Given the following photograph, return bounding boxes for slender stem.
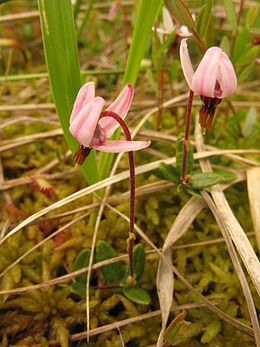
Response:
[99,111,135,278]
[77,0,95,41]
[181,90,194,182]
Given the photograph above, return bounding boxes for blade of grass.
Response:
[98,0,164,180]
[77,0,95,41]
[38,0,99,185]
[73,0,83,20]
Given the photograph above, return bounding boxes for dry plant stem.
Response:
[99,111,135,277]
[195,119,260,345]
[201,191,260,346]
[247,167,260,252]
[181,90,194,181]
[195,118,260,296]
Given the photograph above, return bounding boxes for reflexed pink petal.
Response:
[162,7,174,34]
[92,139,150,153]
[217,51,237,98]
[69,96,105,147]
[180,39,194,90]
[70,82,95,123]
[178,25,192,37]
[99,83,134,138]
[192,47,221,97]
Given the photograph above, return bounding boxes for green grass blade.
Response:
[73,0,83,20]
[77,0,95,41]
[38,0,99,185]
[98,0,163,179]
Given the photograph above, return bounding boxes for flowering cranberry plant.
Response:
[179,39,237,184]
[69,82,150,279]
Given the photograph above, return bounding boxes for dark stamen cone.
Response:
[199,96,221,131]
[73,145,91,165]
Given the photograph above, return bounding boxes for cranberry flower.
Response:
[153,7,192,41]
[69,82,150,164]
[180,39,237,128]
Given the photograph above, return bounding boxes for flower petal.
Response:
[162,7,175,34]
[92,140,150,153]
[69,96,105,147]
[192,47,221,97]
[217,51,237,98]
[180,39,194,90]
[99,83,134,138]
[70,82,95,123]
[178,25,192,37]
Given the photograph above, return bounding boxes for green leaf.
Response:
[176,134,194,177]
[95,241,125,284]
[197,0,213,38]
[186,188,201,197]
[72,249,90,281]
[158,163,179,184]
[0,0,11,4]
[212,169,237,183]
[166,0,196,29]
[220,36,231,56]
[233,28,249,63]
[71,281,94,297]
[38,0,99,185]
[98,0,163,180]
[224,0,237,31]
[122,287,151,305]
[237,46,259,67]
[237,64,254,83]
[246,5,259,28]
[151,168,168,180]
[133,244,145,281]
[190,172,223,189]
[200,321,221,343]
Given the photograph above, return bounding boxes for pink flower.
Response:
[69,82,150,164]
[180,39,237,128]
[180,39,237,98]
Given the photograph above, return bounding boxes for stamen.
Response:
[199,96,221,131]
[73,145,91,165]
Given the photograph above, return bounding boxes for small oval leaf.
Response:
[122,287,151,305]
[190,172,223,189]
[96,241,125,284]
[159,163,179,184]
[133,244,145,281]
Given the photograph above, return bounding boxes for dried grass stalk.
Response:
[247,167,260,251]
